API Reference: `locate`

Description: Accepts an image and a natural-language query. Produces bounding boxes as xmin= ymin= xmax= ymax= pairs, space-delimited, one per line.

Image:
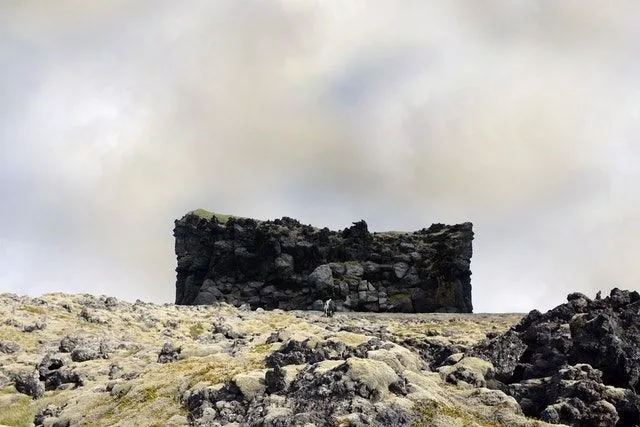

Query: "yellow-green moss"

xmin=0 ymin=394 xmax=32 ymax=427
xmin=412 ymin=400 xmax=438 ymax=425
xmin=100 ymin=383 xmax=183 ymax=425
xmin=18 ymin=306 xmax=47 ymax=315
xmin=152 ymin=354 xmax=265 ymax=388
xmin=0 ymin=391 xmax=70 ymax=427
xmin=388 ymin=292 xmax=412 ymax=305
xmin=0 ymin=325 xmax=39 ymax=349
xmin=249 ymin=343 xmax=275 ymax=354
xmin=190 ymin=209 xmax=233 ymax=224
xmin=412 ymin=399 xmax=501 ymax=427
xmin=188 ymin=322 xmax=206 ymax=339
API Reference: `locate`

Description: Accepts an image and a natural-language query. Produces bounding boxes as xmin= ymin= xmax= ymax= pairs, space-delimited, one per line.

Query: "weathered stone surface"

xmin=70 ymin=347 xmax=99 ymax=362
xmin=14 ymin=371 xmax=45 ymax=398
xmin=36 ymin=354 xmax=84 ymax=391
xmin=59 ymin=335 xmax=83 ymax=353
xmin=174 ymin=211 xmax=474 ymax=313
xmin=0 ymin=340 xmax=20 ymax=354
xmin=157 ymin=342 xmax=181 ymax=364
xmin=470 ymin=288 xmax=640 ymax=426
xmin=438 ymin=356 xmax=494 ymax=388
xmin=34 ymin=404 xmax=64 ymax=426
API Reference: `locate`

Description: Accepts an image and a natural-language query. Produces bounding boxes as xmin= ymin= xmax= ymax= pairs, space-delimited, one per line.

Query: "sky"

xmin=1 ymin=1 xmax=639 ymax=313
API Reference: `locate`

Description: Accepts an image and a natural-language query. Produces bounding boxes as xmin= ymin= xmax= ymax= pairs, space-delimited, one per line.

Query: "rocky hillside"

xmin=1 ymin=292 xmax=529 ymax=427
xmin=2 ymin=289 xmax=638 ymax=426
xmin=469 ymin=288 xmax=640 ymax=426
xmin=174 ymin=210 xmax=474 ymax=313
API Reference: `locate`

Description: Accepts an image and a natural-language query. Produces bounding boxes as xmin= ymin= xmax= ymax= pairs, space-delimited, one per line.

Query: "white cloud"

xmin=1 ymin=1 xmax=639 ymax=311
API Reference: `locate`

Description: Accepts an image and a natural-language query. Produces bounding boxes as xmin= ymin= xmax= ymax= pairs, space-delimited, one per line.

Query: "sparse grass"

xmin=0 ymin=325 xmax=39 ymax=349
xmin=18 ymin=306 xmax=47 ymax=315
xmin=99 ymin=378 xmax=186 ymax=425
xmin=0 ymin=391 xmax=69 ymax=427
xmin=0 ymin=394 xmax=33 ymax=427
xmin=412 ymin=399 xmax=504 ymax=427
xmin=412 ymin=400 xmax=438 ymax=425
xmin=263 ymin=313 xmax=296 ymax=329
xmin=153 ymin=353 xmax=265 ymax=389
xmin=240 ymin=312 xmax=298 ymax=334
xmin=108 ymin=384 xmax=163 ymax=415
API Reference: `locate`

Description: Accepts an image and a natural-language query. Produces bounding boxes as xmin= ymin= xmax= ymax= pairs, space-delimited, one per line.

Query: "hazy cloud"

xmin=1 ymin=1 xmax=639 ymax=311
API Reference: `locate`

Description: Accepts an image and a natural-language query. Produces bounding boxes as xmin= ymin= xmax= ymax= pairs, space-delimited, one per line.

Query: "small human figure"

xmin=324 ymin=299 xmax=336 ymax=317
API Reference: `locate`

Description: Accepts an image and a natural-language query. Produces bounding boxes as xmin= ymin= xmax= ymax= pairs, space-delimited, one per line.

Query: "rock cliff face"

xmin=174 ymin=211 xmax=474 ymax=313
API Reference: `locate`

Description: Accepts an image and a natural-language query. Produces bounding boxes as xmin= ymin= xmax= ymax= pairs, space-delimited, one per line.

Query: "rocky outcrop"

xmin=469 ymin=288 xmax=640 ymax=426
xmin=174 ymin=211 xmax=474 ymax=313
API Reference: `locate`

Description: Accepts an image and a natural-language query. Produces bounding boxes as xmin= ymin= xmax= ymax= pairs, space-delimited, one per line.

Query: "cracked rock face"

xmin=174 ymin=212 xmax=474 ymax=313
xmin=469 ymin=288 xmax=640 ymax=426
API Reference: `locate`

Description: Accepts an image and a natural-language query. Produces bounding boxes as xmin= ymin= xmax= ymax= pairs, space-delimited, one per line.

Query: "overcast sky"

xmin=1 ymin=1 xmax=639 ymax=312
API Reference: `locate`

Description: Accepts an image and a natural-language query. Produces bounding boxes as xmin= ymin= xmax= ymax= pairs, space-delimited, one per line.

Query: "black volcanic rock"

xmin=157 ymin=342 xmax=181 ymax=364
xmin=14 ymin=371 xmax=44 ymax=398
xmin=174 ymin=211 xmax=474 ymax=313
xmin=469 ymin=288 xmax=640 ymax=426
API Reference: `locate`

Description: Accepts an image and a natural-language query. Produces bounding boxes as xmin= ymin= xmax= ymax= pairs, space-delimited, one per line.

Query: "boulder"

xmin=14 ymin=371 xmax=44 ymax=398
xmin=157 ymin=343 xmax=181 ymax=364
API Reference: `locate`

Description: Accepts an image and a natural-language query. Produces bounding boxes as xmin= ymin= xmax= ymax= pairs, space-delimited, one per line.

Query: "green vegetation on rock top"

xmin=190 ymin=209 xmax=233 ymax=224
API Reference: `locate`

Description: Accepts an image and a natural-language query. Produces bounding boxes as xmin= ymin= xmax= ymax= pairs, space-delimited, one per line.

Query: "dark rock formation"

xmin=469 ymin=288 xmax=640 ymax=426
xmin=157 ymin=342 xmax=181 ymax=364
xmin=14 ymin=371 xmax=44 ymax=398
xmin=182 ymin=342 xmax=416 ymax=426
xmin=70 ymin=347 xmax=103 ymax=363
xmin=0 ymin=340 xmax=20 ymax=354
xmin=264 ymin=337 xmax=386 ymax=369
xmin=34 ymin=404 xmax=65 ymax=426
xmin=174 ymin=211 xmax=474 ymax=313
xmin=37 ymin=354 xmax=84 ymax=391
xmin=59 ymin=335 xmax=83 ymax=353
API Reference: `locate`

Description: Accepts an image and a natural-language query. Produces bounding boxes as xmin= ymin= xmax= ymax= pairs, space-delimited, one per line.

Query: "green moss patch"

xmin=0 ymin=325 xmax=39 ymax=350
xmin=0 ymin=394 xmax=33 ymax=427
xmin=412 ymin=399 xmax=504 ymax=427
xmin=188 ymin=322 xmax=206 ymax=339
xmin=0 ymin=391 xmax=69 ymax=427
xmin=17 ymin=306 xmax=47 ymax=315
xmin=190 ymin=209 xmax=233 ymax=224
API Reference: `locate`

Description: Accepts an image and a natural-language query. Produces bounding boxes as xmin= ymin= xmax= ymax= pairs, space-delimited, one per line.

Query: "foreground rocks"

xmin=469 ymin=288 xmax=640 ymax=426
xmin=174 ymin=211 xmax=474 ymax=313
xmin=3 ymin=289 xmax=638 ymax=426
xmin=0 ymin=292 xmax=533 ymax=426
